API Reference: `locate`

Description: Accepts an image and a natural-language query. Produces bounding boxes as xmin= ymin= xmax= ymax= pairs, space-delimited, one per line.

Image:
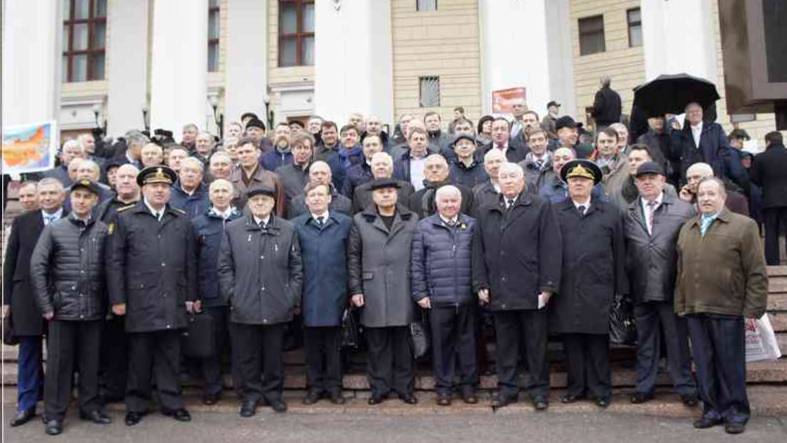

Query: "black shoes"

xmin=270 ymin=399 xmax=288 ymax=413
xmin=724 ymin=422 xmax=746 ymax=434
xmin=595 ymin=397 xmax=611 ymax=408
xmin=436 ymin=394 xmax=451 ymax=406
xmin=240 ymin=400 xmax=258 ymax=417
xmin=680 ymin=393 xmax=699 ymax=407
xmin=532 ymin=396 xmax=549 ymax=411
xmin=10 ymin=408 xmax=35 ymax=427
xmin=490 ymin=393 xmax=517 ymax=408
xmin=560 ymin=393 xmax=585 ymax=404
xmin=398 ymin=393 xmax=418 ymax=405
xmin=630 ymin=392 xmax=654 ymax=404
xmin=162 ymin=408 xmax=191 ymax=422
xmin=203 ymin=393 xmax=220 ymax=406
xmin=367 ymin=395 xmax=385 ymax=405
xmin=124 ymin=411 xmax=145 ymax=426
xmin=461 ymin=389 xmax=478 ymax=404
xmin=44 ymin=419 xmax=63 ymax=436
xmin=693 ymin=416 xmax=723 ymax=429
xmin=328 ymin=391 xmax=346 ymax=405
xmin=303 ymin=390 xmax=322 ymax=405
xmin=79 ymin=410 xmax=112 ymax=424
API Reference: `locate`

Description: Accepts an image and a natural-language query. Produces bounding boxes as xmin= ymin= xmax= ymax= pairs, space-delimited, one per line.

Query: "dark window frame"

xmin=419 ymin=76 xmax=441 ymax=108
xmin=62 ymin=0 xmax=107 ymax=82
xmin=208 ymin=0 xmax=220 ymax=72
xmin=416 ymin=0 xmax=437 ymax=11
xmin=578 ymin=14 xmax=606 ymax=56
xmin=627 ymin=7 xmax=642 ymax=48
xmin=278 ymin=0 xmax=315 ymax=67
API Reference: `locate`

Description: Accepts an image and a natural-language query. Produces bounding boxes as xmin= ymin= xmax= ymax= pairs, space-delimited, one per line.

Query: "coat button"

xmin=161 ymin=262 xmax=166 ymax=267
xmin=166 ymin=324 xmax=171 ymax=329
xmin=501 ymin=276 xmax=506 ymax=282
xmin=260 ymin=256 xmax=264 ymax=260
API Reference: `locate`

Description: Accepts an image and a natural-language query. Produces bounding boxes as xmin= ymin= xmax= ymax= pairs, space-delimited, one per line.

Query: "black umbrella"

xmin=632 ymin=73 xmax=720 ymax=117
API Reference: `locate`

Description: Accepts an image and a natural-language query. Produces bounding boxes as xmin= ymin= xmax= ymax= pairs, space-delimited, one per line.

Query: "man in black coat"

xmin=94 ymin=164 xmax=140 ymax=404
xmin=408 ymin=154 xmax=474 ymax=218
xmin=550 ymin=160 xmax=626 ymax=408
xmin=472 ymin=162 xmax=562 ymax=410
xmin=30 ymin=180 xmax=112 ymax=435
xmin=275 ymin=132 xmax=315 ymax=208
xmin=2 ymin=178 xmax=67 ymax=427
xmin=591 ymin=76 xmax=622 ymax=130
xmin=352 ymin=152 xmax=415 ymax=213
xmin=669 ymin=102 xmax=747 ymax=190
xmin=106 ymin=166 xmax=198 ymax=426
xmin=287 ymin=161 xmax=352 ymax=219
xmin=218 ymin=187 xmax=303 ymax=417
xmin=480 ymin=117 xmax=528 ymax=164
xmin=749 ymin=131 xmax=787 ymax=265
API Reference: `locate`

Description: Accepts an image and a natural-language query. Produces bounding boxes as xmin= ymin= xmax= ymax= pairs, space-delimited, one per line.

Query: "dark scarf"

xmin=621 ymin=176 xmax=640 ymax=204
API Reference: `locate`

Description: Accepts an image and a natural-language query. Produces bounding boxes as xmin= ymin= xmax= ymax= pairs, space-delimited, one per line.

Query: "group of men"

xmin=2 ymin=99 xmax=776 ymax=436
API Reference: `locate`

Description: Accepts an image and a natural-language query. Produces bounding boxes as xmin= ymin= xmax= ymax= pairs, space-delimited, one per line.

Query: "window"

xmin=278 ymin=0 xmax=314 ymax=67
xmin=62 ymin=0 xmax=107 ymax=82
xmin=627 ymin=8 xmax=642 ymax=47
xmin=208 ymin=0 xmax=220 ymax=72
xmin=578 ymin=15 xmax=605 ymax=56
xmin=416 ymin=0 xmax=437 ymax=11
xmin=419 ymin=76 xmax=440 ymax=107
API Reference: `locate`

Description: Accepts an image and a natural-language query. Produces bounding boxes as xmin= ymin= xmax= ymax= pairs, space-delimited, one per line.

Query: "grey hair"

xmin=686 ymin=162 xmax=713 ymax=178
xmin=435 ymin=185 xmax=462 ymax=203
xmin=498 ymin=162 xmax=525 ymax=178
xmin=127 ymin=132 xmax=149 ymax=149
xmin=38 ymin=177 xmax=65 ymax=191
xmin=181 ymin=157 xmax=205 ymax=172
xmin=600 ymin=75 xmax=611 ymax=87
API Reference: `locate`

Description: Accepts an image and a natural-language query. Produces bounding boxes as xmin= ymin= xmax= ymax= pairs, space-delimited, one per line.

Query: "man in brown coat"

xmin=229 ymin=137 xmax=286 ymax=216
xmin=675 ymin=177 xmax=768 ymax=435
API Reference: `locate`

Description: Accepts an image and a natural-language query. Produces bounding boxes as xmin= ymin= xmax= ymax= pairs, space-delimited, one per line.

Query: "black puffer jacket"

xmin=30 ymin=215 xmax=109 ymax=320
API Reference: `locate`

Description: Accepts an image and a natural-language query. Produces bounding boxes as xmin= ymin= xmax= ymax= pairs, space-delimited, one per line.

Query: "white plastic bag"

xmin=745 ymin=314 xmax=782 ymax=362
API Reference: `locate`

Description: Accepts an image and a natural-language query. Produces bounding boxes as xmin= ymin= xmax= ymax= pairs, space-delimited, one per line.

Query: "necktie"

xmin=700 ymin=215 xmax=715 ymax=237
xmin=577 ymin=205 xmax=586 ymax=216
xmin=316 ymin=216 xmax=324 ymax=228
xmin=44 ymin=214 xmax=57 ymax=225
xmin=507 ymin=198 xmax=515 ymax=209
xmin=535 ymin=160 xmax=543 ymax=170
xmin=646 ymin=200 xmax=658 ymax=234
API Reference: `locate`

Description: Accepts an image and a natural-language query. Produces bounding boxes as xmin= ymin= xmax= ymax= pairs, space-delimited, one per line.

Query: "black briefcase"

xmin=181 ymin=313 xmax=215 ymax=358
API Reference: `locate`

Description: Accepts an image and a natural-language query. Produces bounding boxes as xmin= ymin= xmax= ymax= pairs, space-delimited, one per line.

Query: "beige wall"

xmin=267 ymin=0 xmax=314 ymax=87
xmin=390 ymin=0 xmax=481 ymax=127
xmin=568 ymin=0 xmax=781 ymax=145
xmin=570 ymin=0 xmax=644 ymax=128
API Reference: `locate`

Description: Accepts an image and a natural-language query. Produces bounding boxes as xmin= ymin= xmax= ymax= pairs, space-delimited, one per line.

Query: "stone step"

xmin=3 ymin=386 xmax=787 ymax=419
xmin=3 ymin=358 xmax=786 ymax=389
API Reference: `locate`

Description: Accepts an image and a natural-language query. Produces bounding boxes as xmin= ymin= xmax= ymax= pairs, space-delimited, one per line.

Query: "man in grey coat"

xmin=348 ymin=178 xmax=419 ymax=405
xmin=623 ymin=162 xmax=698 ymax=406
xmin=218 ymin=186 xmax=303 ymax=417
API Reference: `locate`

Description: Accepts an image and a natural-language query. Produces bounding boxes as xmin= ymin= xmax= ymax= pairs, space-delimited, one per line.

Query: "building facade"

xmin=2 ymin=0 xmax=779 ymax=145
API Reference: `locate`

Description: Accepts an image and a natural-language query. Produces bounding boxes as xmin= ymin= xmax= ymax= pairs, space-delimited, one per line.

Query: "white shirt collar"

xmin=41 ymin=208 xmax=64 ymax=221
xmin=310 ymin=210 xmax=329 ymax=221
xmin=213 ymin=206 xmax=235 ymax=219
xmin=641 ymin=192 xmax=664 ymax=207
xmin=572 ymin=197 xmax=591 ymax=211
xmin=143 ymin=198 xmax=165 ymax=219
xmin=253 ymin=214 xmax=271 ymax=226
xmin=439 ymin=214 xmax=459 ymax=225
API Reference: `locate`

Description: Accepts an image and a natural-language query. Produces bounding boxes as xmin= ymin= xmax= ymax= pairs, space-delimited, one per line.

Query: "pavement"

xmin=2 ymin=400 xmax=786 ymax=443
xmin=3 ymin=386 xmax=787 ymax=442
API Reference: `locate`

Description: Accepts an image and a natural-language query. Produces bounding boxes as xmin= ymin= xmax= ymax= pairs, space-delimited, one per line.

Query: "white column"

xmin=224 ymin=0 xmax=268 ymax=126
xmin=479 ymin=0 xmax=574 ymax=118
xmin=2 ymin=0 xmax=61 ymax=127
xmin=150 ymin=0 xmax=208 ymax=135
xmin=641 ymin=0 xmax=718 ymax=83
xmin=106 ymin=0 xmax=149 ymax=136
xmin=314 ymin=0 xmax=394 ymax=125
